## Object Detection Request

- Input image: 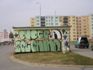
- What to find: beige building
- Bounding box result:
[77,16,90,39]
[30,17,36,27]
[59,16,77,41]
[59,16,70,26]
[89,15,93,39]
[69,16,77,41]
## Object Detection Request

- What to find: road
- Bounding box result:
[0,45,93,70]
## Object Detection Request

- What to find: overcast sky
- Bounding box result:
[0,0,93,32]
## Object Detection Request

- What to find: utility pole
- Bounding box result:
[54,10,56,26]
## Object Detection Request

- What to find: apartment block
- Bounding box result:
[0,30,9,42]
[30,15,92,41]
[89,15,93,39]
[69,16,77,41]
[59,16,77,41]
[30,17,36,27]
[77,16,90,39]
[46,16,60,26]
[30,16,60,27]
[59,16,70,26]
[35,16,41,27]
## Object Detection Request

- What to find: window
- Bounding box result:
[46,20,48,22]
[51,16,53,19]
[83,20,86,21]
[46,23,48,25]
[91,18,93,20]
[73,32,76,34]
[63,21,68,23]
[55,20,58,22]
[37,23,39,25]
[84,32,86,33]
[79,20,81,22]
[60,20,62,22]
[74,38,76,40]
[36,16,39,19]
[55,23,58,25]
[48,20,50,22]
[72,16,75,18]
[73,20,75,21]
[37,20,39,22]
[73,35,76,37]
[51,23,53,25]
[46,16,48,18]
[56,17,58,19]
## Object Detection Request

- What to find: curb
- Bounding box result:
[10,54,93,68]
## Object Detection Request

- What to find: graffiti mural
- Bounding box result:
[14,29,62,53]
[13,26,71,53]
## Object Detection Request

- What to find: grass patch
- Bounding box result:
[14,52,93,65]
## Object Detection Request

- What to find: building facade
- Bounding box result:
[59,16,70,26]
[30,16,60,27]
[77,16,90,39]
[69,16,77,41]
[0,30,9,42]
[30,17,36,27]
[30,15,92,41]
[89,15,93,39]
[13,26,71,53]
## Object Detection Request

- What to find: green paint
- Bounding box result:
[54,39,61,51]
[19,31,25,40]
[25,31,31,39]
[14,29,70,53]
[43,40,50,51]
[30,30,38,39]
[43,30,49,39]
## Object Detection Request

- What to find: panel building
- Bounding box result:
[30,17,36,27]
[89,15,93,39]
[30,16,60,27]
[69,16,77,41]
[30,15,92,41]
[0,29,9,42]
[77,16,90,39]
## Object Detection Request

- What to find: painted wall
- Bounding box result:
[14,29,63,53]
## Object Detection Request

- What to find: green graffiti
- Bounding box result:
[30,30,38,39]
[14,30,62,53]
[25,31,31,39]
[15,39,61,52]
[15,41,21,52]
[19,31,25,40]
[43,30,49,39]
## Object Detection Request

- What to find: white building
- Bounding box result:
[31,16,60,27]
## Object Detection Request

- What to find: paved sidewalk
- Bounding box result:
[0,45,93,70]
[71,45,93,58]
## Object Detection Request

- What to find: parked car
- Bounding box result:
[75,36,89,48]
[91,45,93,51]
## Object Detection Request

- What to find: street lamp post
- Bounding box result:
[36,2,41,17]
[36,2,41,27]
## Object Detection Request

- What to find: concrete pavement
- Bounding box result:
[71,45,93,58]
[0,45,93,70]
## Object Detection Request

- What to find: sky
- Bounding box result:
[0,0,93,32]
